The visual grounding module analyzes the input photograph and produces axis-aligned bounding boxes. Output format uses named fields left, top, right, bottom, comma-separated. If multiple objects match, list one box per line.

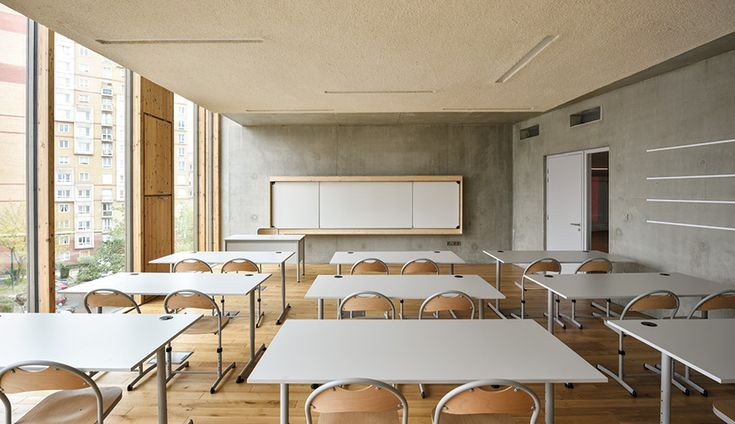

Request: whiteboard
left=271, top=181, right=319, bottom=228
left=413, top=181, right=460, bottom=228
left=319, top=182, right=413, bottom=228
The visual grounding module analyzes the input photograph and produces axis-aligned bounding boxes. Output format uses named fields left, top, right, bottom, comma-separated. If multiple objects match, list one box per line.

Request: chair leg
left=255, top=286, right=265, bottom=328
left=647, top=363, right=690, bottom=396
left=419, top=383, right=427, bottom=399
left=559, top=299, right=584, bottom=329
left=677, top=365, right=709, bottom=396
left=210, top=346, right=236, bottom=394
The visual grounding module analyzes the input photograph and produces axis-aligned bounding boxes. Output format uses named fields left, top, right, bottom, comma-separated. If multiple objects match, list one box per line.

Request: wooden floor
left=9, top=264, right=734, bottom=423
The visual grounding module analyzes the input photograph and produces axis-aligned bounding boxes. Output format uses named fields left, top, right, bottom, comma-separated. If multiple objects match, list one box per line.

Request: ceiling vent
left=570, top=107, right=601, bottom=127
left=519, top=124, right=540, bottom=140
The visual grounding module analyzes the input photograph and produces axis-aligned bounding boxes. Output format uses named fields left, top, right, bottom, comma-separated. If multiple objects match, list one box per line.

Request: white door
left=546, top=152, right=585, bottom=250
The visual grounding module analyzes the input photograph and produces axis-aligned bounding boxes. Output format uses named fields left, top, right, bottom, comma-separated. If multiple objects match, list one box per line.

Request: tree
left=74, top=207, right=126, bottom=284
left=0, top=203, right=27, bottom=292
left=175, top=203, right=194, bottom=252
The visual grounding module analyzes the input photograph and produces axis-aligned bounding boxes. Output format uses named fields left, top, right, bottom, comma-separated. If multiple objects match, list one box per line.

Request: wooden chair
left=397, top=258, right=440, bottom=318
left=83, top=289, right=155, bottom=391
left=511, top=258, right=561, bottom=321
left=596, top=290, right=680, bottom=397
left=0, top=360, right=122, bottom=424
left=672, top=289, right=735, bottom=396
left=163, top=290, right=235, bottom=394
left=714, top=400, right=735, bottom=424
left=433, top=379, right=540, bottom=424
left=338, top=291, right=396, bottom=320
left=350, top=258, right=389, bottom=275
left=221, top=258, right=263, bottom=325
left=305, top=378, right=408, bottom=424
left=257, top=227, right=278, bottom=235
left=558, top=257, right=613, bottom=329
left=173, top=258, right=213, bottom=273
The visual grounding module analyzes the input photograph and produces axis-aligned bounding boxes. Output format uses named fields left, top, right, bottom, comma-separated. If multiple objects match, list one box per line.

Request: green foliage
left=175, top=203, right=194, bottom=252
left=0, top=203, right=28, bottom=293
left=73, top=206, right=126, bottom=284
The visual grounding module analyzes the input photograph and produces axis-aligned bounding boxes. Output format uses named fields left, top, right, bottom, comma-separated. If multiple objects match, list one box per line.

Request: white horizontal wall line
left=646, top=198, right=735, bottom=205
left=646, top=174, right=735, bottom=181
left=647, top=220, right=735, bottom=232
left=646, top=138, right=735, bottom=153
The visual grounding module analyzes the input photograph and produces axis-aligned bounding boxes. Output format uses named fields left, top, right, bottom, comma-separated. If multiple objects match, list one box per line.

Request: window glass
left=173, top=94, right=195, bottom=251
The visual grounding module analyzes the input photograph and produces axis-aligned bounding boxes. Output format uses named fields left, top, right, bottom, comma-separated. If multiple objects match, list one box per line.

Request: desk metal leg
left=495, top=262, right=502, bottom=310
left=660, top=353, right=672, bottom=424
left=296, top=243, right=301, bottom=283
left=318, top=298, right=324, bottom=320
left=336, top=264, right=341, bottom=275
left=280, top=383, right=289, bottom=424
left=478, top=299, right=484, bottom=319
left=450, top=263, right=455, bottom=274
left=545, top=382, right=554, bottom=424
left=547, top=290, right=554, bottom=334
left=237, top=290, right=266, bottom=383
left=276, top=261, right=291, bottom=325
left=301, top=240, right=306, bottom=277
left=156, top=347, right=168, bottom=424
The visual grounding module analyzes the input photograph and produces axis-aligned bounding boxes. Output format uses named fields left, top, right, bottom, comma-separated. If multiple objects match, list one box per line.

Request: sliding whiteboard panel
left=319, top=182, right=413, bottom=228
left=271, top=182, right=319, bottom=228
left=413, top=181, right=460, bottom=228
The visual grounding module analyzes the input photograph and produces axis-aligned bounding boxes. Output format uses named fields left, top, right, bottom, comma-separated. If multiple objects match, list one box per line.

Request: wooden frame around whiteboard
left=268, top=176, right=463, bottom=235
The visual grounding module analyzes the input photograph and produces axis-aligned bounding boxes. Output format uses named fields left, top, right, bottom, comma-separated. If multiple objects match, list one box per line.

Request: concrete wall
left=221, top=122, right=514, bottom=263
left=513, top=49, right=735, bottom=287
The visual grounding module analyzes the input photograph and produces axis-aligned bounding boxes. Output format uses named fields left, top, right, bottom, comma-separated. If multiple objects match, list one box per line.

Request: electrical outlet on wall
left=447, top=241, right=461, bottom=246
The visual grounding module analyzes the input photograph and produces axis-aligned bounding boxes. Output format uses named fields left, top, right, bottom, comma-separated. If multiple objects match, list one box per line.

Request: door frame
left=544, top=146, right=609, bottom=250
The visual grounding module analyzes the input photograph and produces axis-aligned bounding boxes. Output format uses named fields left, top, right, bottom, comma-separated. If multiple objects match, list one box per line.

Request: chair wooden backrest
left=620, top=290, right=679, bottom=319
left=433, top=380, right=540, bottom=423
left=173, top=258, right=213, bottom=273
left=84, top=288, right=140, bottom=314
left=400, top=259, right=439, bottom=275
left=575, top=257, right=613, bottom=274
left=221, top=258, right=260, bottom=273
left=524, top=258, right=562, bottom=277
left=0, top=361, right=105, bottom=424
left=305, top=378, right=408, bottom=424
left=338, top=291, right=395, bottom=319
left=257, top=228, right=278, bottom=235
left=687, top=289, right=735, bottom=319
left=350, top=258, right=389, bottom=275
left=418, top=290, right=475, bottom=319
left=164, top=289, right=219, bottom=313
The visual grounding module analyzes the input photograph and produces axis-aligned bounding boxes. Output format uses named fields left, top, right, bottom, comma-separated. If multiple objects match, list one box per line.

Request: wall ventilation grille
left=519, top=124, right=539, bottom=140
left=570, top=107, right=601, bottom=127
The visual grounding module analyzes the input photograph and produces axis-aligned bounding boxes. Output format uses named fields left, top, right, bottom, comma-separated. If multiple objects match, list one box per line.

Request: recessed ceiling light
left=495, top=35, right=559, bottom=83
left=442, top=107, right=535, bottom=112
left=324, top=90, right=435, bottom=94
left=96, top=38, right=265, bottom=45
left=245, top=108, right=335, bottom=113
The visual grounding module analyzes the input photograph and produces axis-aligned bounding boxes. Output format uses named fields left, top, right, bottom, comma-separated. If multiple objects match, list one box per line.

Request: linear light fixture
left=96, top=38, right=265, bottom=45
left=245, top=108, right=335, bottom=113
left=646, top=138, right=735, bottom=153
left=442, top=107, right=535, bottom=112
left=646, top=198, right=735, bottom=205
left=495, top=35, right=559, bottom=83
left=646, top=173, right=735, bottom=181
left=647, top=220, right=735, bottom=232
left=324, top=90, right=435, bottom=94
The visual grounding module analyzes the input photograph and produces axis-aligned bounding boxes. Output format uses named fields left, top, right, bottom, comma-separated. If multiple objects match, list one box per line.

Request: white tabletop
left=225, top=234, right=305, bottom=241
left=607, top=319, right=735, bottom=384
left=330, top=250, right=465, bottom=265
left=483, top=249, right=633, bottom=264
left=305, top=274, right=504, bottom=300
left=525, top=272, right=730, bottom=300
left=0, top=313, right=199, bottom=372
left=60, top=272, right=270, bottom=297
left=150, top=250, right=295, bottom=265
left=248, top=319, right=605, bottom=384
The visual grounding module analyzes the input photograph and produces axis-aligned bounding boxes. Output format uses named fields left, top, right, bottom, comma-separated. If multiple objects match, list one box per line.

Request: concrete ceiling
left=5, top=0, right=735, bottom=125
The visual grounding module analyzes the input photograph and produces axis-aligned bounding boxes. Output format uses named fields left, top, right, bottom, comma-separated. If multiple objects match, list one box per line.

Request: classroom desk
left=224, top=234, right=306, bottom=282
left=482, top=249, right=634, bottom=311
left=150, top=251, right=294, bottom=324
left=330, top=250, right=465, bottom=274
left=61, top=271, right=271, bottom=383
left=248, top=319, right=605, bottom=424
left=525, top=272, right=732, bottom=335
left=607, top=319, right=735, bottom=424
left=0, top=313, right=199, bottom=424
left=305, top=274, right=505, bottom=319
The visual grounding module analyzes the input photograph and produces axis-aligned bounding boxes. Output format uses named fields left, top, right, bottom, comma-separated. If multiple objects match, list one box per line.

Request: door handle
left=570, top=223, right=581, bottom=227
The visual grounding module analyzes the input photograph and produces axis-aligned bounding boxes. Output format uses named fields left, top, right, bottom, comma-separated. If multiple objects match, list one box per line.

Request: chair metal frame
left=221, top=258, right=264, bottom=326
left=350, top=258, right=390, bottom=275
left=558, top=257, right=613, bottom=329
left=83, top=288, right=155, bottom=391
left=397, top=258, right=440, bottom=319
left=433, top=379, right=540, bottom=424
left=305, top=378, right=408, bottom=424
left=163, top=289, right=236, bottom=394
left=596, top=289, right=681, bottom=397
left=173, top=258, right=213, bottom=273
left=338, top=291, right=396, bottom=320
left=0, top=360, right=117, bottom=424
left=713, top=400, right=735, bottom=424
left=511, top=258, right=561, bottom=321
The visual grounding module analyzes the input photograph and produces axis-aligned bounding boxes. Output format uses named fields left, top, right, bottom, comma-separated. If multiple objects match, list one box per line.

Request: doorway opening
left=589, top=151, right=609, bottom=252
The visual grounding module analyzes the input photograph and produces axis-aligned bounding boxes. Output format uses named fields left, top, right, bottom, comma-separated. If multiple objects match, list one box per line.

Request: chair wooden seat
left=185, top=316, right=230, bottom=335
left=318, top=411, right=399, bottom=424
left=436, top=413, right=515, bottom=424
left=16, top=386, right=122, bottom=424
left=714, top=401, right=735, bottom=424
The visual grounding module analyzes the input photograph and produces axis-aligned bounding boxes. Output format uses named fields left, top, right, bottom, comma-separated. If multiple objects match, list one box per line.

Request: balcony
left=101, top=87, right=113, bottom=96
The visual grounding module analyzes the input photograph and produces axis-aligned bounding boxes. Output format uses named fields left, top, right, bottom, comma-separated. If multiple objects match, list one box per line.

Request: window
left=101, top=127, right=113, bottom=141
left=76, top=108, right=92, bottom=122
left=75, top=235, right=93, bottom=249
left=58, top=156, right=69, bottom=165
left=58, top=220, right=70, bottom=229
left=102, top=202, right=113, bottom=217
left=58, top=204, right=69, bottom=213
left=79, top=156, right=90, bottom=165
left=79, top=78, right=89, bottom=88
left=58, top=235, right=70, bottom=245
left=76, top=204, right=91, bottom=215
left=79, top=46, right=89, bottom=56
left=59, top=139, right=69, bottom=148
left=77, top=188, right=92, bottom=200
left=101, top=189, right=113, bottom=201
left=56, top=170, right=72, bottom=183
left=76, top=219, right=91, bottom=230
left=79, top=172, right=89, bottom=181
left=102, top=157, right=112, bottom=168
left=58, top=123, right=70, bottom=133
left=79, top=94, right=89, bottom=103
left=102, top=67, right=112, bottom=77
left=79, top=63, right=89, bottom=72
left=102, top=218, right=112, bottom=231
left=101, top=97, right=113, bottom=110
left=75, top=139, right=92, bottom=154
left=56, top=189, right=71, bottom=200
left=102, top=112, right=113, bottom=125
left=101, top=84, right=113, bottom=96
left=173, top=94, right=195, bottom=252
left=75, top=124, right=92, bottom=137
